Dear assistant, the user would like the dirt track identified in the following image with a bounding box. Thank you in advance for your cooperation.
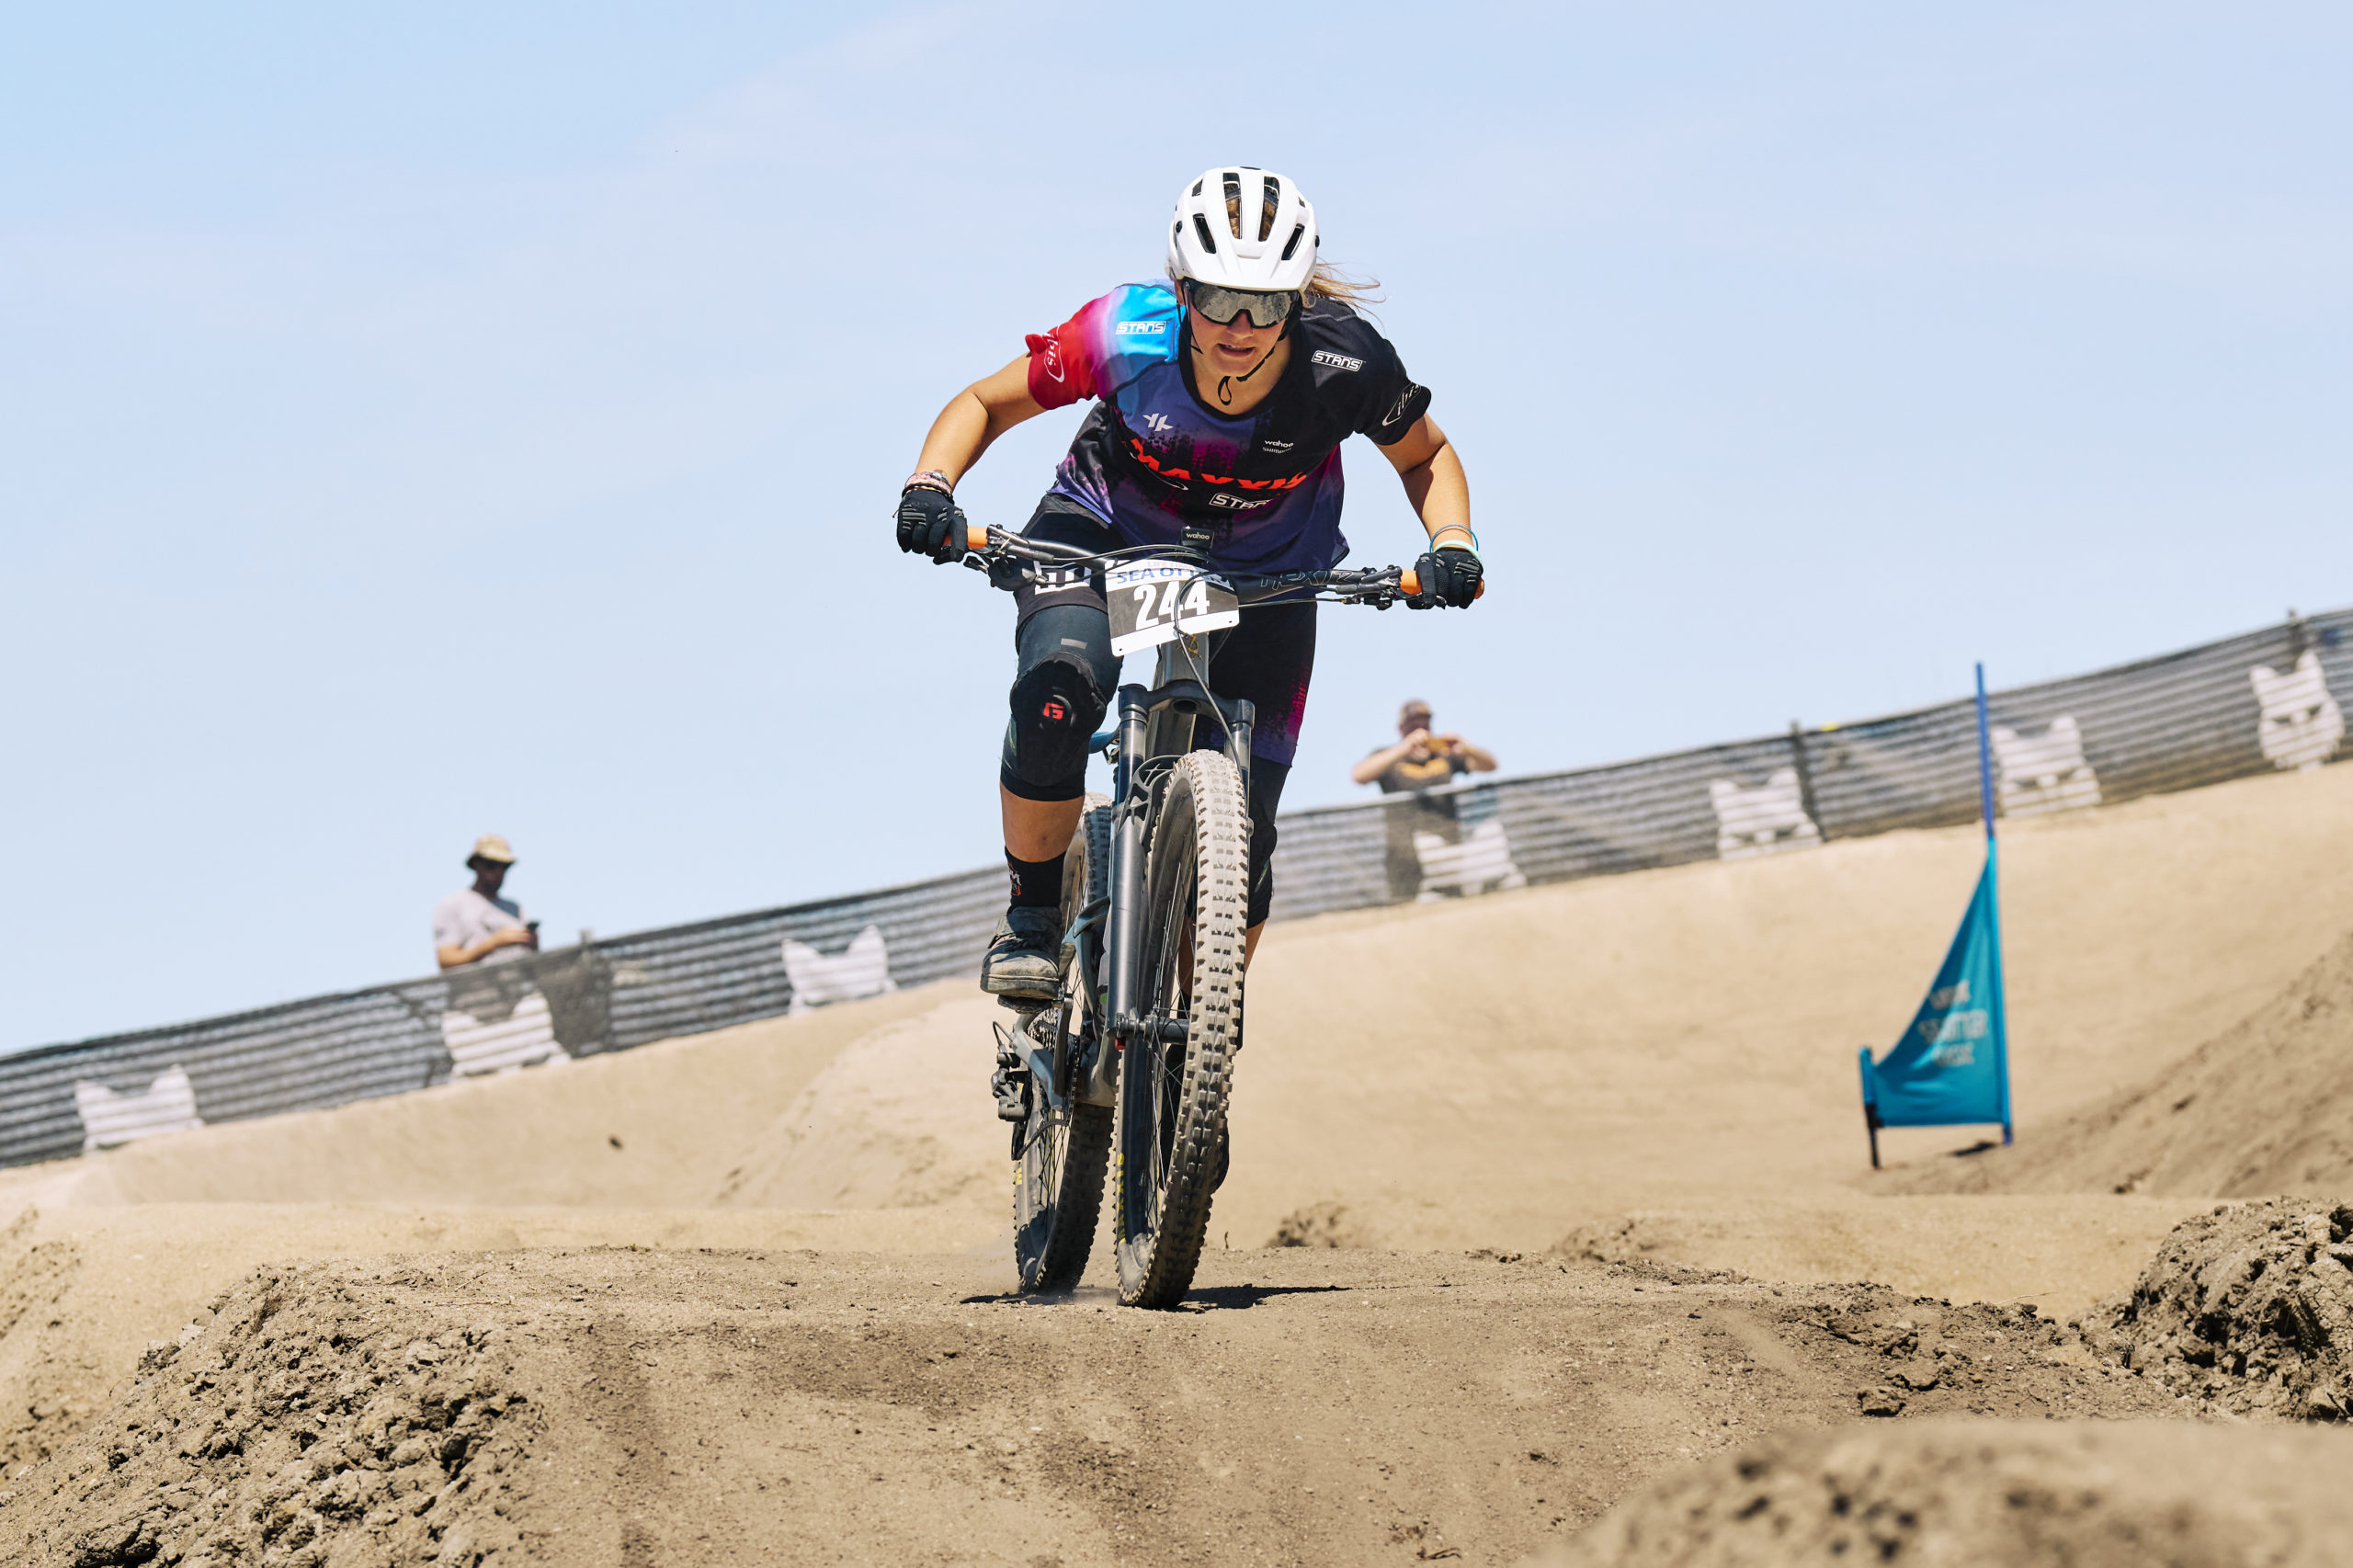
[2,762,2351,1562]
[1546,1418,2353,1567]
[0,1249,2184,1566]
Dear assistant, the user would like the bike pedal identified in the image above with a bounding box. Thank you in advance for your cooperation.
[990,1022,1030,1124]
[989,1060,1030,1124]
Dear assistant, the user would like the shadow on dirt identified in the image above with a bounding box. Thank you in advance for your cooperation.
[954,1282,1355,1312]
[1179,1282,1353,1312]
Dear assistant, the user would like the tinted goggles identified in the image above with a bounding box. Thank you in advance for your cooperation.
[1185,281,1297,329]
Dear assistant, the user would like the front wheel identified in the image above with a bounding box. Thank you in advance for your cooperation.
[1114,751,1248,1309]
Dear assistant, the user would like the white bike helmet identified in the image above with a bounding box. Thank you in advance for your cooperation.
[1165,166,1318,293]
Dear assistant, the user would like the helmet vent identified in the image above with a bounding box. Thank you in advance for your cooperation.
[1221,172,1243,237]
[1191,212,1219,256]
[1259,176,1279,241]
[1190,178,1203,198]
[1279,222,1305,261]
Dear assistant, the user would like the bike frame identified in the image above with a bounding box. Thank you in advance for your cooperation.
[968,531,1410,1111]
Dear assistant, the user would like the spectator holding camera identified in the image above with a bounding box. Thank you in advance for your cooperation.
[1354,702,1498,901]
[1352,699,1496,793]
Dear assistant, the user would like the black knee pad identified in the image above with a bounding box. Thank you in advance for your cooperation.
[1000,653,1108,801]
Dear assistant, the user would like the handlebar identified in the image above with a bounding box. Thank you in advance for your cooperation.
[958,525,1482,606]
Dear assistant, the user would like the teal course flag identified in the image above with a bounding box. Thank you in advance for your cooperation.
[1857,665,2014,1166]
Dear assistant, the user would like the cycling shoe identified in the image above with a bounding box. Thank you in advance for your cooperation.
[981,906,1062,1000]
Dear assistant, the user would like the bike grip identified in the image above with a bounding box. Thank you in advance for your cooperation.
[965,523,990,551]
[1396,569,1486,602]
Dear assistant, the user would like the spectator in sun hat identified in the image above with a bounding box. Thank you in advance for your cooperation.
[433,835,540,970]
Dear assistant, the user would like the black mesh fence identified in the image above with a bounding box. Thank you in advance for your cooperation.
[4,608,2345,1168]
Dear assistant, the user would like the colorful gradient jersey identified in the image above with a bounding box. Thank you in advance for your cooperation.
[1024,283,1430,575]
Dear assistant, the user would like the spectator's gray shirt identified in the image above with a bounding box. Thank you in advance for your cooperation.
[433,888,530,967]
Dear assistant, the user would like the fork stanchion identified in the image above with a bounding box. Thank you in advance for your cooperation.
[1103,684,1153,1038]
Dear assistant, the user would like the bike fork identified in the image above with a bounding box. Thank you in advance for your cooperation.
[1086,683,1154,1102]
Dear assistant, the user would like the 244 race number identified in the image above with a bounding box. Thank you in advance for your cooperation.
[1105,560,1241,656]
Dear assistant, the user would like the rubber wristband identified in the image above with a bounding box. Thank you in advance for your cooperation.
[1429,525,1479,551]
[903,470,955,496]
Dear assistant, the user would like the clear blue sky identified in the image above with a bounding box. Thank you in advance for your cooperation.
[3,3,2347,1051]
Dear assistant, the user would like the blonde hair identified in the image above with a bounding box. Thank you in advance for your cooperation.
[1304,262,1381,308]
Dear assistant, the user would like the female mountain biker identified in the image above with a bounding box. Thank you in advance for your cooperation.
[893,166,1482,997]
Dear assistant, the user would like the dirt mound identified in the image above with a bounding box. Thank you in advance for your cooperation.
[1881,927,2353,1199]
[1545,1418,2353,1567]
[1266,1200,1365,1248]
[707,1001,1006,1211]
[0,1262,537,1568]
[2076,1196,2353,1420]
[0,1248,2187,1568]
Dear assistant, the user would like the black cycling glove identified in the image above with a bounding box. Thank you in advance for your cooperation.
[895,484,965,564]
[1414,546,1484,608]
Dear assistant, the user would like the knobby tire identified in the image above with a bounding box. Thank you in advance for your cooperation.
[1114,751,1248,1309]
[1011,794,1115,1293]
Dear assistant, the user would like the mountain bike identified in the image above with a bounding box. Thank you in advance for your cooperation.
[966,522,1461,1308]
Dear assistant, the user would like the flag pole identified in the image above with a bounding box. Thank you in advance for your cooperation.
[1975,664,2013,1145]
[1974,663,1995,843]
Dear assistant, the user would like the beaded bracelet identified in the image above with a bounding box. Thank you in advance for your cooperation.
[903,470,955,496]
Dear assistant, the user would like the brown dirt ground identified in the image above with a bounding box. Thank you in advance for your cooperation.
[1543,1418,2353,1567]
[1,762,2351,1563]
[0,1250,2184,1567]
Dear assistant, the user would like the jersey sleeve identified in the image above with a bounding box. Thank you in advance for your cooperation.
[1353,332,1432,446]
[1024,295,1108,409]
[1025,284,1182,410]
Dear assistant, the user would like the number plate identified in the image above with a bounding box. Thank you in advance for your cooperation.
[1104,559,1241,656]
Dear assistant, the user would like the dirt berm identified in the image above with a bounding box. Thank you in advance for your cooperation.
[1881,926,2353,1199]
[1546,1418,2353,1567]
